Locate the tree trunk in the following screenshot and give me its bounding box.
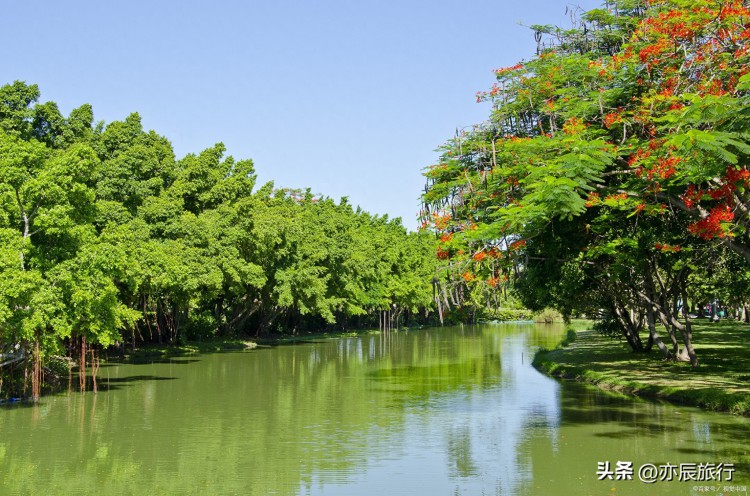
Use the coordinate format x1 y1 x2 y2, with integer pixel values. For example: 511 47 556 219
32 339 41 402
679 288 699 367
79 335 87 392
90 349 99 393
613 302 644 352
257 306 281 337
646 306 671 358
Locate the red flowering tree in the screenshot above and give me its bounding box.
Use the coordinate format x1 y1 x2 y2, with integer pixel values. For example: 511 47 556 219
421 0 750 365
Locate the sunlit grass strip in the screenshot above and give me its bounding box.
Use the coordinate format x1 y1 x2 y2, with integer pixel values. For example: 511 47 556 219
533 321 750 416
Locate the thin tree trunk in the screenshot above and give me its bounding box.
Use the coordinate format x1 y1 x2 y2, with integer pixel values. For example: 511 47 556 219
679 288 699 367
79 336 87 392
90 349 99 393
32 340 41 402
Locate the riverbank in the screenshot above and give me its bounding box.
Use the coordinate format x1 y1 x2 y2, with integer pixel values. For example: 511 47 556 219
105 327 396 362
533 320 750 415
2 327 422 401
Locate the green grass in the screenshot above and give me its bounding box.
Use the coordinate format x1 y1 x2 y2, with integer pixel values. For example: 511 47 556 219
533 319 750 415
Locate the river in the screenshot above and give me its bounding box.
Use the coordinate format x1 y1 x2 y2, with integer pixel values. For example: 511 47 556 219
0 324 748 495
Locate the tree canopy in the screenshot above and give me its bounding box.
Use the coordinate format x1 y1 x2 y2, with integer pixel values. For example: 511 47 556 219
421 0 750 366
0 81 437 399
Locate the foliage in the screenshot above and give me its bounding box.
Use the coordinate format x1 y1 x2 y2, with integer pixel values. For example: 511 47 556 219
421 0 750 367
532 308 565 324
0 81 438 399
483 308 534 322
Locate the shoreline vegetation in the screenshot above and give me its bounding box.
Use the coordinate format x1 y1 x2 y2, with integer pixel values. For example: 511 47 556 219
0 80 441 402
111 326 393 361
102 311 564 364
5 311 553 403
533 320 750 416
2 317 551 403
0 326 415 402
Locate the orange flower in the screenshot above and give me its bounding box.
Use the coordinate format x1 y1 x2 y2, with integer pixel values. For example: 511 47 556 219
472 251 487 262
603 112 622 128
585 192 600 207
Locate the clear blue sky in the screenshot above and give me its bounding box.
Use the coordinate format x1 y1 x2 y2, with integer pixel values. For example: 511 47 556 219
2 0 600 229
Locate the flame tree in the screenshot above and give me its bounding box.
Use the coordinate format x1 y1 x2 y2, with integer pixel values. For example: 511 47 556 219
421 0 750 366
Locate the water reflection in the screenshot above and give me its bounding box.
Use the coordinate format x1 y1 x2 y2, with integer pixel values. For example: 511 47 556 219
0 324 747 495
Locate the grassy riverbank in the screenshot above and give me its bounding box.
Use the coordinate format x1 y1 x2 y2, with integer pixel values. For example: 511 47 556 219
533 320 750 415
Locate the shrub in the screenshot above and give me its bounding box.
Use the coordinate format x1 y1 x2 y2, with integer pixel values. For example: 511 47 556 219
485 308 534 321
533 308 564 323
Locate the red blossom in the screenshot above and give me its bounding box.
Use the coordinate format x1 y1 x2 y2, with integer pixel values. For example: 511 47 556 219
654 242 682 253
725 166 750 185
493 63 523 76
680 185 700 208
604 193 629 202
562 117 586 135
628 149 651 167
603 112 622 128
585 192 600 207
509 239 526 251
646 156 680 179
688 204 735 239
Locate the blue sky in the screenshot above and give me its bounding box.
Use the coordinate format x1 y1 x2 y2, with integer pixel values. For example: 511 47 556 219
2 0 600 229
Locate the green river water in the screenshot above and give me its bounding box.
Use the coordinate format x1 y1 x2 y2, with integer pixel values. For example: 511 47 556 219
0 324 748 495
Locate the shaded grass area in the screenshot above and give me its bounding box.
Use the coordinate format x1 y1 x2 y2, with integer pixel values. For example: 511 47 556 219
533 320 750 415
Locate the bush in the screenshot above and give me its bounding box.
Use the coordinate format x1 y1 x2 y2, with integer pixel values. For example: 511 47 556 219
533 308 564 323
183 310 219 341
485 308 535 321
558 329 577 347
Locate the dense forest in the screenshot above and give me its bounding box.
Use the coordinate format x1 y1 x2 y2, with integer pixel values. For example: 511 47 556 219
421 0 750 367
0 81 437 399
